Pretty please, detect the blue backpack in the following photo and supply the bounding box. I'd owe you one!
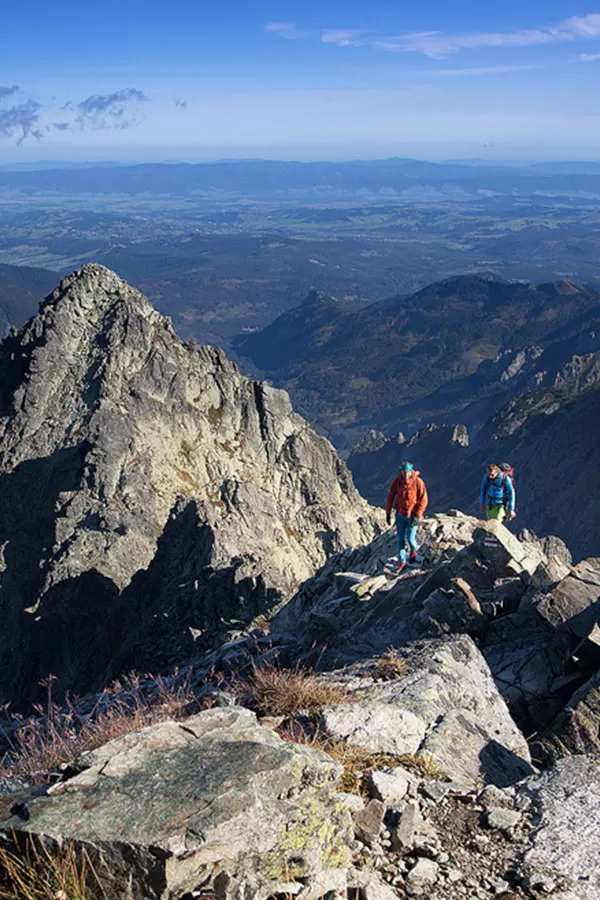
[486,467,514,508]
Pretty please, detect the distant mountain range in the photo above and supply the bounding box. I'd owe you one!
[234,275,600,448]
[4,158,600,200]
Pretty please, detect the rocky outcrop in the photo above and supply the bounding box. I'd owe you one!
[0,265,380,705]
[0,707,354,899]
[316,635,534,788]
[271,513,600,741]
[2,703,596,900]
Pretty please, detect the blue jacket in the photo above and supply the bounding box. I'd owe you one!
[480,473,515,512]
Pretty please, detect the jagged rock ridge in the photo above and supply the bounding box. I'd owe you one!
[0,264,380,705]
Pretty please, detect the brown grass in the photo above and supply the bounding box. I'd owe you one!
[0,840,106,900]
[373,648,408,681]
[230,660,353,717]
[279,725,446,795]
[0,673,197,784]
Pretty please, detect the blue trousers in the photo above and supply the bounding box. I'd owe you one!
[396,512,418,563]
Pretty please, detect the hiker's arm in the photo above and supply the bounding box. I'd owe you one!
[414,479,428,518]
[506,476,516,514]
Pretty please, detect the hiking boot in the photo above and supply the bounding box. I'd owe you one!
[409,551,418,564]
[395,561,407,574]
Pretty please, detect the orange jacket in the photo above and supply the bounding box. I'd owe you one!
[386,471,428,519]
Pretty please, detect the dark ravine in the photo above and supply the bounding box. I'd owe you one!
[0,264,380,706]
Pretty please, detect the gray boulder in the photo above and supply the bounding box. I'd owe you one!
[537,558,600,638]
[318,635,533,787]
[0,707,353,900]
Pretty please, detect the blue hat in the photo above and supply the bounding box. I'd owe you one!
[400,461,414,472]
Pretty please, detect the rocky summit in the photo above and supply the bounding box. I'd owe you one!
[0,264,599,900]
[0,264,379,705]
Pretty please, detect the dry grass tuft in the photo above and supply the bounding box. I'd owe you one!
[0,840,106,900]
[0,672,198,784]
[279,726,446,795]
[231,660,353,717]
[373,648,408,681]
[397,752,447,781]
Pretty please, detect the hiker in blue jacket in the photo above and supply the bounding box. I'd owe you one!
[480,462,516,522]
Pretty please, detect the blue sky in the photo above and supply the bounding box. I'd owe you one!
[1,1,600,161]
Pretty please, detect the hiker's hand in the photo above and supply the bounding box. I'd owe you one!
[386,514,391,526]
[510,510,517,519]
[412,516,423,525]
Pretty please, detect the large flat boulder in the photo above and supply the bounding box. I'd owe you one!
[318,635,533,787]
[0,707,353,900]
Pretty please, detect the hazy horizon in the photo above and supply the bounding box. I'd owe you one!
[2,2,600,163]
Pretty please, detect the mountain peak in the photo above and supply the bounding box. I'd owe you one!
[44,263,157,322]
[0,265,379,703]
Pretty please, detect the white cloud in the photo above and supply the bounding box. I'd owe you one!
[580,52,600,60]
[264,22,306,40]
[568,13,600,36]
[309,12,600,59]
[321,29,363,47]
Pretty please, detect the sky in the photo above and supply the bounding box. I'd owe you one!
[1,1,600,162]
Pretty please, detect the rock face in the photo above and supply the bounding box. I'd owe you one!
[0,265,380,705]
[0,707,353,900]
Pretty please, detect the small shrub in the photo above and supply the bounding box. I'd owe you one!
[0,840,106,900]
[231,661,352,717]
[0,672,197,784]
[373,648,408,681]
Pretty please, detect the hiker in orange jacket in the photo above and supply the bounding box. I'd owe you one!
[386,462,428,574]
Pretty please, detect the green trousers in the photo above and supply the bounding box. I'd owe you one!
[486,504,506,522]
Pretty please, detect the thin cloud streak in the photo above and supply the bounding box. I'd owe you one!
[270,12,600,59]
[373,14,600,58]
